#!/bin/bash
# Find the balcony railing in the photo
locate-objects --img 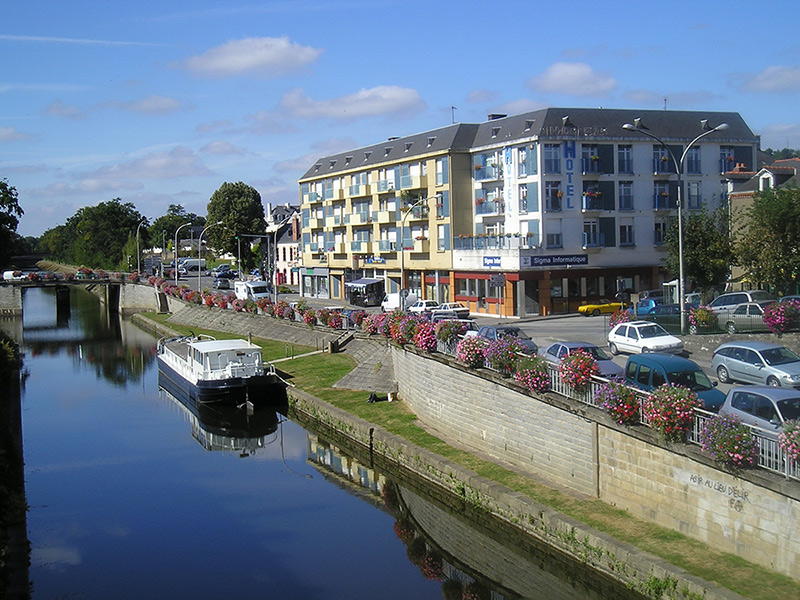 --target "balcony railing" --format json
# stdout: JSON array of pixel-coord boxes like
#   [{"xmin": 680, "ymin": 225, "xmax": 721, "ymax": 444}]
[
  {"xmin": 653, "ymin": 194, "xmax": 671, "ymax": 210},
  {"xmin": 323, "ymin": 188, "xmax": 343, "ymax": 200},
  {"xmin": 348, "ymin": 183, "xmax": 371, "ymax": 197},
  {"xmin": 473, "ymin": 164, "xmax": 502, "ymax": 180},
  {"xmin": 400, "ymin": 174, "xmax": 423, "ymax": 189},
  {"xmin": 305, "ymin": 191, "xmax": 322, "ymax": 204},
  {"xmin": 377, "ymin": 239, "xmax": 396, "ymax": 252},
  {"xmin": 453, "ymin": 234, "xmax": 540, "ymax": 251},
  {"xmin": 582, "ymin": 232, "xmax": 605, "ymax": 248},
  {"xmin": 545, "ymin": 197, "xmax": 562, "ymax": 212},
  {"xmin": 349, "ymin": 240, "xmax": 372, "ymax": 253},
  {"xmin": 376, "ymin": 179, "xmax": 395, "ymax": 193},
  {"xmin": 475, "ymin": 200, "xmax": 504, "ymax": 215},
  {"xmin": 581, "ymin": 158, "xmax": 602, "ymax": 174},
  {"xmin": 581, "ymin": 195, "xmax": 605, "ymax": 211}
]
